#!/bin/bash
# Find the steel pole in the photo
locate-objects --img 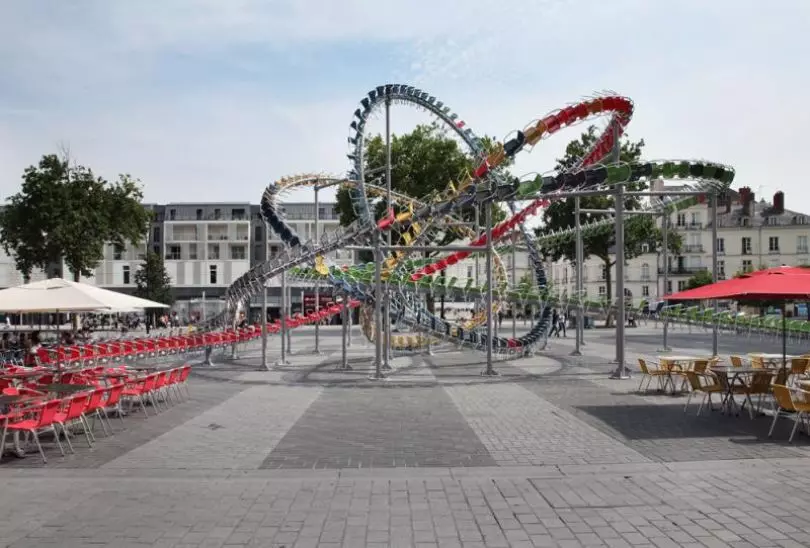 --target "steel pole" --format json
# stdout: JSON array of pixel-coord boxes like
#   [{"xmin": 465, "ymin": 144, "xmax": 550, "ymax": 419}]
[
  {"xmin": 341, "ymin": 296, "xmax": 350, "ymax": 370},
  {"xmin": 383, "ymin": 96, "xmax": 392, "ymax": 370},
  {"xmin": 474, "ymin": 205, "xmax": 480, "ymax": 314},
  {"xmin": 261, "ymin": 285, "xmax": 268, "ymax": 370},
  {"xmin": 610, "ymin": 123, "xmax": 629, "ymax": 379},
  {"xmin": 483, "ymin": 201, "xmax": 496, "ymax": 375},
  {"xmin": 572, "ymin": 196, "xmax": 583, "ymax": 356},
  {"xmin": 313, "ymin": 187, "xmax": 321, "ymax": 354},
  {"xmin": 711, "ymin": 192, "xmax": 719, "ymax": 357},
  {"xmin": 372, "ymin": 229, "xmax": 384, "ymax": 379},
  {"xmin": 279, "ymin": 269, "xmax": 287, "ymax": 365},
  {"xmin": 286, "ymin": 283, "xmax": 292, "ymax": 353},
  {"xmin": 511, "ymin": 232, "xmax": 516, "ymax": 340},
  {"xmin": 661, "ymin": 213, "xmax": 671, "ymax": 352}
]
